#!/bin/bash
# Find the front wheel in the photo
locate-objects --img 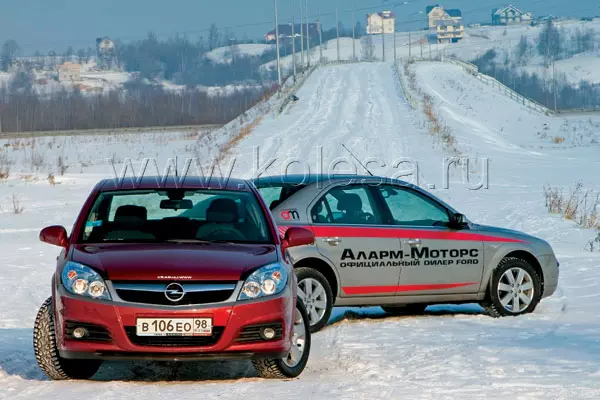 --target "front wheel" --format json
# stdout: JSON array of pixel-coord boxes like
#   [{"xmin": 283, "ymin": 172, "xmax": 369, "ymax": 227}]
[
  {"xmin": 482, "ymin": 257, "xmax": 542, "ymax": 318},
  {"xmin": 296, "ymin": 267, "xmax": 333, "ymax": 333},
  {"xmin": 253, "ymin": 297, "xmax": 311, "ymax": 379},
  {"xmin": 33, "ymin": 297, "xmax": 102, "ymax": 380}
]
